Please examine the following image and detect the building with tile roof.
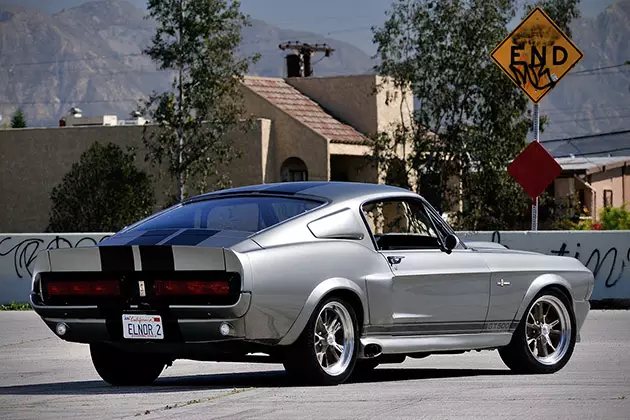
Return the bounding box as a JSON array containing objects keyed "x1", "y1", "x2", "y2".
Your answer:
[
  {"x1": 239, "y1": 74, "x2": 413, "y2": 186},
  {"x1": 553, "y1": 155, "x2": 630, "y2": 221},
  {"x1": 0, "y1": 74, "x2": 413, "y2": 231}
]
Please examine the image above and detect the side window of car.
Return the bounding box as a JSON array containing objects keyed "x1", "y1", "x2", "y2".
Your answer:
[{"x1": 362, "y1": 198, "x2": 441, "y2": 250}]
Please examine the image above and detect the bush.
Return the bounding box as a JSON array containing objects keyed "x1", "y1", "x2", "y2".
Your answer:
[
  {"x1": 47, "y1": 142, "x2": 156, "y2": 232},
  {"x1": 573, "y1": 203, "x2": 630, "y2": 230},
  {"x1": 599, "y1": 204, "x2": 630, "y2": 230},
  {"x1": 0, "y1": 302, "x2": 31, "y2": 311}
]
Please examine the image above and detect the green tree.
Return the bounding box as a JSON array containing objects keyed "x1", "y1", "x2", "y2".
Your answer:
[
  {"x1": 141, "y1": 0, "x2": 258, "y2": 202},
  {"x1": 371, "y1": 0, "x2": 580, "y2": 230},
  {"x1": 47, "y1": 143, "x2": 155, "y2": 233},
  {"x1": 10, "y1": 108, "x2": 27, "y2": 128}
]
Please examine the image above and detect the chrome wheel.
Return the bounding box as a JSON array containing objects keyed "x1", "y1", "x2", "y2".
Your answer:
[
  {"x1": 525, "y1": 295, "x2": 572, "y2": 366},
  {"x1": 313, "y1": 301, "x2": 355, "y2": 376}
]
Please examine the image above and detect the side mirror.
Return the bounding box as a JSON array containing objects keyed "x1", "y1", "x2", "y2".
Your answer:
[{"x1": 444, "y1": 234, "x2": 459, "y2": 252}]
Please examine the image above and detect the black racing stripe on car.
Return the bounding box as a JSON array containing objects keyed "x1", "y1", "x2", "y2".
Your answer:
[
  {"x1": 260, "y1": 182, "x2": 329, "y2": 194},
  {"x1": 139, "y1": 246, "x2": 175, "y2": 272},
  {"x1": 367, "y1": 321, "x2": 488, "y2": 335},
  {"x1": 161, "y1": 229, "x2": 221, "y2": 246},
  {"x1": 367, "y1": 320, "x2": 520, "y2": 336},
  {"x1": 125, "y1": 229, "x2": 181, "y2": 246},
  {"x1": 98, "y1": 246, "x2": 135, "y2": 272}
]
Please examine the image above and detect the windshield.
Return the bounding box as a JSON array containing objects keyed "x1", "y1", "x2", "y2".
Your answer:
[{"x1": 127, "y1": 195, "x2": 324, "y2": 233}]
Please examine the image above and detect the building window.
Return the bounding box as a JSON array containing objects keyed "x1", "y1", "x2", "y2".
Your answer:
[
  {"x1": 280, "y1": 157, "x2": 308, "y2": 182},
  {"x1": 604, "y1": 189, "x2": 613, "y2": 207}
]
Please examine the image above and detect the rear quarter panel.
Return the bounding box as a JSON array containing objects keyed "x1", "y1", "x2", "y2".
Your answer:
[{"x1": 242, "y1": 240, "x2": 389, "y2": 342}]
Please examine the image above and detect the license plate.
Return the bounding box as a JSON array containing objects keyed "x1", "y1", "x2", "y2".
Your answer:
[{"x1": 122, "y1": 314, "x2": 164, "y2": 340}]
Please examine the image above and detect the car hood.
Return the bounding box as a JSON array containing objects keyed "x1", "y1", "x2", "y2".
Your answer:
[{"x1": 465, "y1": 241, "x2": 542, "y2": 256}]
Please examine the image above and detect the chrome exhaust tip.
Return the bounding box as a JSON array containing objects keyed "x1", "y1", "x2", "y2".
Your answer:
[
  {"x1": 363, "y1": 343, "x2": 382, "y2": 359},
  {"x1": 55, "y1": 322, "x2": 68, "y2": 336}
]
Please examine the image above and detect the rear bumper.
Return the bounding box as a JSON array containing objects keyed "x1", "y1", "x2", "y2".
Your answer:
[{"x1": 30, "y1": 292, "x2": 251, "y2": 344}]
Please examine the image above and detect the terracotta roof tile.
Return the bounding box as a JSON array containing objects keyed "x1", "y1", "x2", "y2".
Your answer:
[{"x1": 242, "y1": 77, "x2": 368, "y2": 145}]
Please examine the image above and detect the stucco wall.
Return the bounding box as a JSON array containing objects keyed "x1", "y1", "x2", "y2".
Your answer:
[
  {"x1": 286, "y1": 75, "x2": 413, "y2": 137},
  {"x1": 0, "y1": 120, "x2": 268, "y2": 232},
  {"x1": 590, "y1": 167, "x2": 626, "y2": 209},
  {"x1": 286, "y1": 75, "x2": 379, "y2": 135},
  {"x1": 1, "y1": 231, "x2": 629, "y2": 305},
  {"x1": 241, "y1": 86, "x2": 330, "y2": 181}
]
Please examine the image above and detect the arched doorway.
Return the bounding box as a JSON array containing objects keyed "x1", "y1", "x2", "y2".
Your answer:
[{"x1": 280, "y1": 157, "x2": 308, "y2": 182}]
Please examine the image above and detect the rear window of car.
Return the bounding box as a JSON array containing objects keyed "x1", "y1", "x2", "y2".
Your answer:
[{"x1": 128, "y1": 195, "x2": 324, "y2": 233}]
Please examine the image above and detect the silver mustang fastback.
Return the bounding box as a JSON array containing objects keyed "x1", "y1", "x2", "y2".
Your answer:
[{"x1": 30, "y1": 182, "x2": 594, "y2": 386}]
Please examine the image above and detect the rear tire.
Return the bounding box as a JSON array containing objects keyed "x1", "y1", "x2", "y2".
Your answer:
[
  {"x1": 90, "y1": 343, "x2": 165, "y2": 386},
  {"x1": 499, "y1": 288, "x2": 576, "y2": 374},
  {"x1": 283, "y1": 296, "x2": 359, "y2": 385}
]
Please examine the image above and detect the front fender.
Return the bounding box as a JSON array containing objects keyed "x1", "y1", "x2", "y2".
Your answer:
[
  {"x1": 278, "y1": 277, "x2": 368, "y2": 346},
  {"x1": 513, "y1": 273, "x2": 574, "y2": 323}
]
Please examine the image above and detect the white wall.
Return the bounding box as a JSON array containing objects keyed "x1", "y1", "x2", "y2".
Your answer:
[
  {"x1": 1, "y1": 231, "x2": 629, "y2": 304},
  {"x1": 0, "y1": 233, "x2": 112, "y2": 304},
  {"x1": 458, "y1": 231, "x2": 630, "y2": 301}
]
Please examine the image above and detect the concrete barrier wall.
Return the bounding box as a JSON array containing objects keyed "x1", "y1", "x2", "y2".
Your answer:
[
  {"x1": 1, "y1": 231, "x2": 629, "y2": 304},
  {"x1": 457, "y1": 231, "x2": 630, "y2": 301},
  {"x1": 0, "y1": 234, "x2": 112, "y2": 304}
]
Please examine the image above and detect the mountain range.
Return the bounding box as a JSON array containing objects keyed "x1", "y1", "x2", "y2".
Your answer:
[
  {"x1": 0, "y1": 0, "x2": 628, "y2": 141},
  {"x1": 0, "y1": 0, "x2": 373, "y2": 127}
]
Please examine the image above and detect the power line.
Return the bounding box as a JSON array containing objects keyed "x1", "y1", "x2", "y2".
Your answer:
[
  {"x1": 542, "y1": 129, "x2": 630, "y2": 144},
  {"x1": 543, "y1": 105, "x2": 630, "y2": 114},
  {"x1": 325, "y1": 25, "x2": 373, "y2": 35},
  {"x1": 549, "y1": 114, "x2": 630, "y2": 124},
  {"x1": 554, "y1": 146, "x2": 630, "y2": 158},
  {"x1": 568, "y1": 69, "x2": 630, "y2": 77},
  {"x1": 568, "y1": 61, "x2": 630, "y2": 75}
]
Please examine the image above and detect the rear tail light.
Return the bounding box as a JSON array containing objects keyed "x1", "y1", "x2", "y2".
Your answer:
[
  {"x1": 47, "y1": 280, "x2": 120, "y2": 296},
  {"x1": 155, "y1": 280, "x2": 230, "y2": 296}
]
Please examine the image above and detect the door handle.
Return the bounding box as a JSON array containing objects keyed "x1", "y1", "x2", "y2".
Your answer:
[{"x1": 387, "y1": 256, "x2": 405, "y2": 265}]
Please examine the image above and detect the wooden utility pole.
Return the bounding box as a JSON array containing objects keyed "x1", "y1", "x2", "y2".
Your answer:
[{"x1": 279, "y1": 42, "x2": 335, "y2": 77}]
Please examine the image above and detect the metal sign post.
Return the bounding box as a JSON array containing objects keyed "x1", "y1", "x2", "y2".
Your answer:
[
  {"x1": 490, "y1": 6, "x2": 584, "y2": 232},
  {"x1": 531, "y1": 103, "x2": 540, "y2": 231}
]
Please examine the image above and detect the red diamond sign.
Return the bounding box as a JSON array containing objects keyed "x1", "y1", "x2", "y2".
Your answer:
[{"x1": 508, "y1": 141, "x2": 562, "y2": 199}]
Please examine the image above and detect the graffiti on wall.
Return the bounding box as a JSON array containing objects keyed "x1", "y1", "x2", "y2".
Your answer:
[
  {"x1": 461, "y1": 230, "x2": 630, "y2": 300},
  {"x1": 0, "y1": 234, "x2": 111, "y2": 279}
]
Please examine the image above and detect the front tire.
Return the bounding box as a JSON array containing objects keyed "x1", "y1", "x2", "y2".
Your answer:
[
  {"x1": 90, "y1": 343, "x2": 166, "y2": 386},
  {"x1": 283, "y1": 297, "x2": 359, "y2": 385},
  {"x1": 499, "y1": 288, "x2": 576, "y2": 374}
]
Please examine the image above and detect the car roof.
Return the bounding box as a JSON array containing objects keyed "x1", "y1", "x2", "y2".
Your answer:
[{"x1": 187, "y1": 181, "x2": 414, "y2": 204}]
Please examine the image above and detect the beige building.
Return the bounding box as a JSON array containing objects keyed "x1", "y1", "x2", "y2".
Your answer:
[
  {"x1": 0, "y1": 75, "x2": 413, "y2": 232},
  {"x1": 6, "y1": 72, "x2": 623, "y2": 233},
  {"x1": 553, "y1": 156, "x2": 630, "y2": 221}
]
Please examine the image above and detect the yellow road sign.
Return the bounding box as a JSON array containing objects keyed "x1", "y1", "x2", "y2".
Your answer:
[{"x1": 490, "y1": 6, "x2": 583, "y2": 103}]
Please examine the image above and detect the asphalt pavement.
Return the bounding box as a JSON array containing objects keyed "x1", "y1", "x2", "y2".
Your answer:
[{"x1": 0, "y1": 310, "x2": 628, "y2": 420}]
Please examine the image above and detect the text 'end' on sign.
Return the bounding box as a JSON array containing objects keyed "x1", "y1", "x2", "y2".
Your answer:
[{"x1": 490, "y1": 6, "x2": 583, "y2": 104}]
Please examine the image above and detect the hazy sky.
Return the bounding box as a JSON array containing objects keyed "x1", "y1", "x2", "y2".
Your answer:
[{"x1": 5, "y1": 0, "x2": 619, "y2": 54}]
